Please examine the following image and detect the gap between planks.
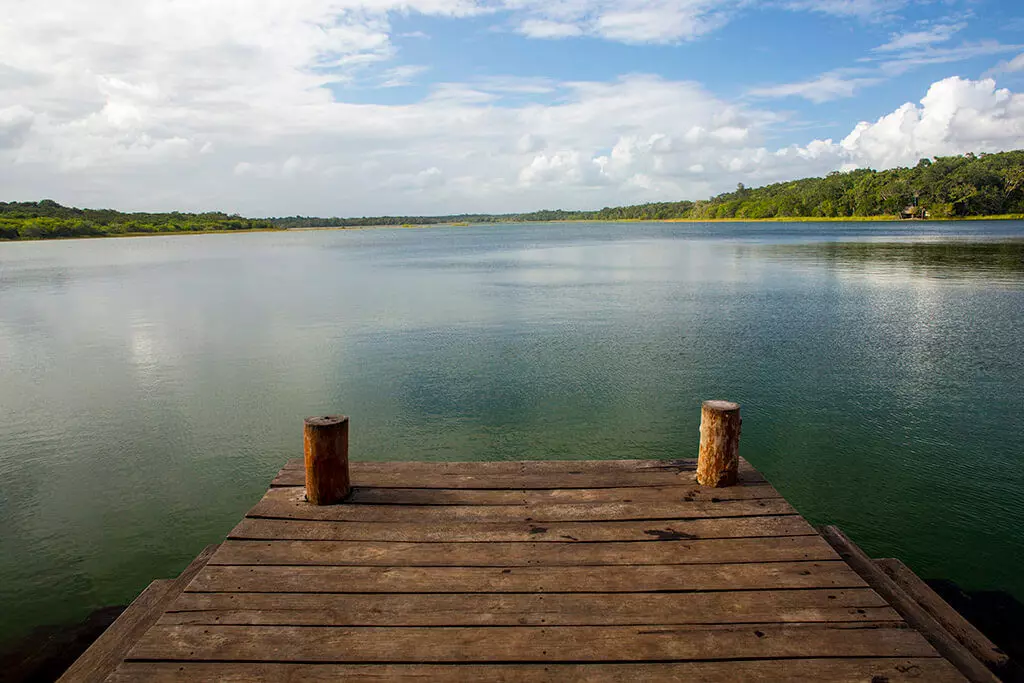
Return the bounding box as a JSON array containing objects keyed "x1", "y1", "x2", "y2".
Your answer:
[
  {"x1": 159, "y1": 588, "x2": 900, "y2": 626},
  {"x1": 106, "y1": 659, "x2": 969, "y2": 683}
]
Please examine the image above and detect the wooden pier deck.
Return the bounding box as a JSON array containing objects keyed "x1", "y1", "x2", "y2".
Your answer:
[{"x1": 64, "y1": 457, "x2": 1002, "y2": 682}]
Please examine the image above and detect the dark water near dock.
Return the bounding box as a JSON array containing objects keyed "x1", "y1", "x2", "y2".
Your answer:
[{"x1": 1, "y1": 221, "x2": 1023, "y2": 645}]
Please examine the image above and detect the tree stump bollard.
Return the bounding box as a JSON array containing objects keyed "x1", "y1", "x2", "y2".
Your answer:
[
  {"x1": 303, "y1": 415, "x2": 351, "y2": 505},
  {"x1": 696, "y1": 400, "x2": 741, "y2": 487}
]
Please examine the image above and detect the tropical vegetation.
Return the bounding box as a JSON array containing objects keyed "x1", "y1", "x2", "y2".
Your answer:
[{"x1": 2, "y1": 151, "x2": 1022, "y2": 240}]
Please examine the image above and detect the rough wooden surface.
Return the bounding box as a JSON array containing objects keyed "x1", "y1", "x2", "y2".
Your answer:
[
  {"x1": 821, "y1": 526, "x2": 997, "y2": 683},
  {"x1": 303, "y1": 415, "x2": 350, "y2": 504},
  {"x1": 57, "y1": 544, "x2": 218, "y2": 683},
  {"x1": 875, "y1": 557, "x2": 1009, "y2": 674},
  {"x1": 86, "y1": 460, "x2": 970, "y2": 682},
  {"x1": 109, "y1": 659, "x2": 967, "y2": 682},
  {"x1": 696, "y1": 400, "x2": 742, "y2": 487}
]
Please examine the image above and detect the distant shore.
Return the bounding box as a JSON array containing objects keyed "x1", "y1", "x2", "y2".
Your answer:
[{"x1": 3, "y1": 214, "x2": 1024, "y2": 243}]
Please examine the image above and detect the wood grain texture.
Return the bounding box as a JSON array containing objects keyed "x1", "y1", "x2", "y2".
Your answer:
[
  {"x1": 76, "y1": 459, "x2": 976, "y2": 682},
  {"x1": 57, "y1": 545, "x2": 218, "y2": 683},
  {"x1": 696, "y1": 400, "x2": 742, "y2": 488},
  {"x1": 875, "y1": 558, "x2": 1008, "y2": 673},
  {"x1": 821, "y1": 526, "x2": 998, "y2": 683},
  {"x1": 227, "y1": 515, "x2": 814, "y2": 543},
  {"x1": 187, "y1": 561, "x2": 867, "y2": 593},
  {"x1": 280, "y1": 482, "x2": 783, "y2": 505},
  {"x1": 161, "y1": 589, "x2": 898, "y2": 626},
  {"x1": 108, "y1": 659, "x2": 967, "y2": 683},
  {"x1": 127, "y1": 623, "x2": 939, "y2": 663},
  {"x1": 248, "y1": 487, "x2": 796, "y2": 522},
  {"x1": 303, "y1": 415, "x2": 350, "y2": 505},
  {"x1": 271, "y1": 458, "x2": 764, "y2": 489},
  {"x1": 209, "y1": 535, "x2": 839, "y2": 567}
]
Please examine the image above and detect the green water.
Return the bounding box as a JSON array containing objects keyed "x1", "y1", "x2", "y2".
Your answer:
[{"x1": 1, "y1": 221, "x2": 1023, "y2": 645}]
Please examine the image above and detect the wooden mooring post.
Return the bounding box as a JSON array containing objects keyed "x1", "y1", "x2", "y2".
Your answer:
[
  {"x1": 303, "y1": 415, "x2": 350, "y2": 505},
  {"x1": 696, "y1": 400, "x2": 741, "y2": 487}
]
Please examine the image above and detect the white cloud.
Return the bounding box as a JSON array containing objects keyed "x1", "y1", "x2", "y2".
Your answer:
[
  {"x1": 838, "y1": 76, "x2": 1024, "y2": 168},
  {"x1": 782, "y1": 0, "x2": 907, "y2": 20},
  {"x1": 378, "y1": 65, "x2": 429, "y2": 87},
  {"x1": 507, "y1": 0, "x2": 735, "y2": 44},
  {"x1": 749, "y1": 73, "x2": 882, "y2": 103},
  {"x1": 517, "y1": 19, "x2": 584, "y2": 39},
  {"x1": 987, "y1": 52, "x2": 1024, "y2": 76},
  {"x1": 876, "y1": 40, "x2": 1022, "y2": 76},
  {"x1": 2, "y1": 1, "x2": 1023, "y2": 216},
  {"x1": 873, "y1": 22, "x2": 965, "y2": 52}
]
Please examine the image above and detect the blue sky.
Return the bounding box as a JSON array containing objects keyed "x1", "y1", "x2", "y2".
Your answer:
[{"x1": 1, "y1": 0, "x2": 1022, "y2": 215}]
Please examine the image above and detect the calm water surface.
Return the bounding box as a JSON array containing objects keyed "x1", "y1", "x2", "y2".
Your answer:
[{"x1": 1, "y1": 221, "x2": 1023, "y2": 644}]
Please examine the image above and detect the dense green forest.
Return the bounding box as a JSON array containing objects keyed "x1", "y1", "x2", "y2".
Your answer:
[
  {"x1": 3, "y1": 151, "x2": 1023, "y2": 241},
  {"x1": 0, "y1": 200, "x2": 278, "y2": 240}
]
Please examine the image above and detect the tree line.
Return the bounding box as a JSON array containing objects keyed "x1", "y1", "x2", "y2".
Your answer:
[
  {"x1": 3, "y1": 151, "x2": 1022, "y2": 241},
  {"x1": 271, "y1": 151, "x2": 1024, "y2": 226},
  {"x1": 0, "y1": 200, "x2": 278, "y2": 240}
]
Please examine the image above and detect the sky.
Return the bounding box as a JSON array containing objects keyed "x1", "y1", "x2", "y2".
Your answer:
[{"x1": 1, "y1": 0, "x2": 1023, "y2": 217}]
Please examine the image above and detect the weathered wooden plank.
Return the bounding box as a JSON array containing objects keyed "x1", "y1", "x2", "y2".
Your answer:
[
  {"x1": 279, "y1": 458, "x2": 707, "y2": 473},
  {"x1": 56, "y1": 580, "x2": 174, "y2": 683},
  {"x1": 210, "y1": 535, "x2": 838, "y2": 567},
  {"x1": 127, "y1": 623, "x2": 939, "y2": 663},
  {"x1": 301, "y1": 483, "x2": 782, "y2": 505},
  {"x1": 228, "y1": 515, "x2": 815, "y2": 543},
  {"x1": 58, "y1": 544, "x2": 219, "y2": 683},
  {"x1": 272, "y1": 470, "x2": 765, "y2": 488},
  {"x1": 248, "y1": 487, "x2": 795, "y2": 522},
  {"x1": 108, "y1": 659, "x2": 968, "y2": 683},
  {"x1": 271, "y1": 459, "x2": 765, "y2": 488},
  {"x1": 187, "y1": 561, "x2": 866, "y2": 593},
  {"x1": 821, "y1": 526, "x2": 999, "y2": 683},
  {"x1": 161, "y1": 589, "x2": 899, "y2": 626},
  {"x1": 875, "y1": 558, "x2": 1009, "y2": 675}
]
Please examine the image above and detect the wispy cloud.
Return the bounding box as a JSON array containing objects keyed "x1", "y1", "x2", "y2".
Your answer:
[
  {"x1": 986, "y1": 52, "x2": 1024, "y2": 77},
  {"x1": 507, "y1": 0, "x2": 737, "y2": 44},
  {"x1": 874, "y1": 40, "x2": 1023, "y2": 75},
  {"x1": 749, "y1": 73, "x2": 882, "y2": 103},
  {"x1": 378, "y1": 64, "x2": 428, "y2": 88},
  {"x1": 873, "y1": 22, "x2": 966, "y2": 52},
  {"x1": 781, "y1": 0, "x2": 908, "y2": 20}
]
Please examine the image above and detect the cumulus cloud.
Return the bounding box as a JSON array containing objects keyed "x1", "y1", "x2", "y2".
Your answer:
[
  {"x1": 1, "y1": 1, "x2": 1023, "y2": 215},
  {"x1": 837, "y1": 76, "x2": 1024, "y2": 168}
]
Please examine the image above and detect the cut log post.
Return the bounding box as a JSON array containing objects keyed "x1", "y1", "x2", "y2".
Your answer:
[
  {"x1": 303, "y1": 415, "x2": 351, "y2": 505},
  {"x1": 696, "y1": 400, "x2": 741, "y2": 487}
]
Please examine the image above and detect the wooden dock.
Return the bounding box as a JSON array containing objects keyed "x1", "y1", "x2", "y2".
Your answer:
[{"x1": 61, "y1": 456, "x2": 1006, "y2": 681}]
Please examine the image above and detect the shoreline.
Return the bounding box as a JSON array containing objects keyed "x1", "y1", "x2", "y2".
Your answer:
[{"x1": 2, "y1": 214, "x2": 1023, "y2": 243}]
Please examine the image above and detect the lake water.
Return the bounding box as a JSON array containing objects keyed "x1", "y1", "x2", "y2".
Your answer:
[{"x1": 1, "y1": 221, "x2": 1023, "y2": 646}]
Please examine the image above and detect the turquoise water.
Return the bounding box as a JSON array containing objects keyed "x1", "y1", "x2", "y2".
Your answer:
[{"x1": 1, "y1": 221, "x2": 1022, "y2": 645}]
